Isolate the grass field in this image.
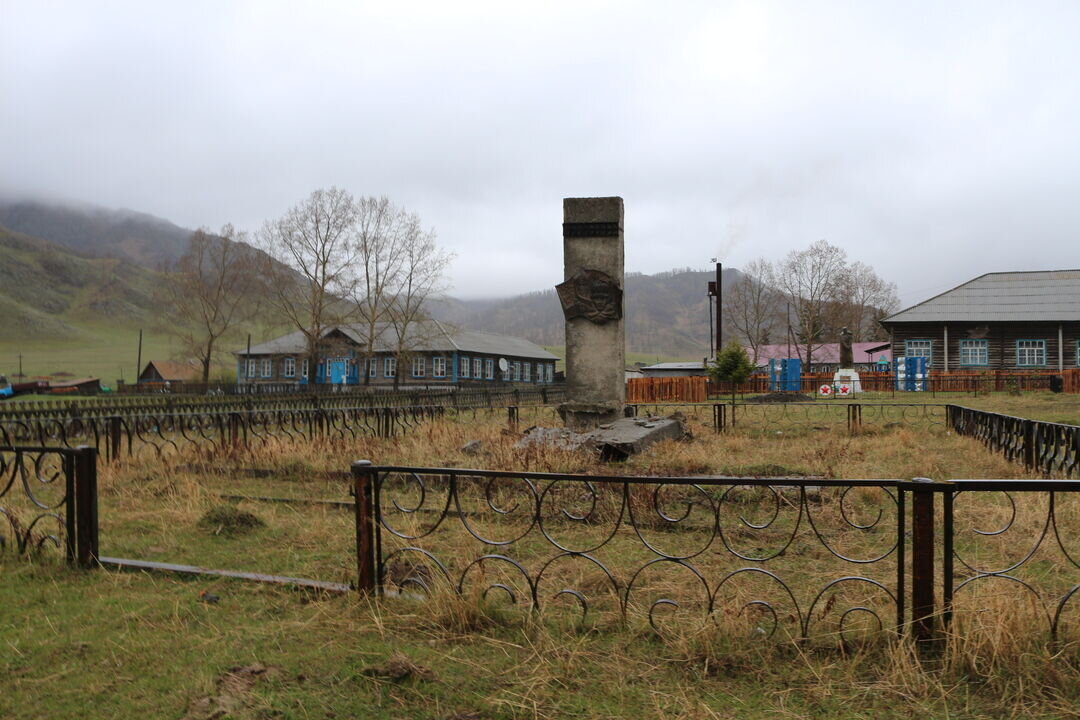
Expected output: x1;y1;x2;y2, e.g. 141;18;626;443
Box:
3;405;1078;719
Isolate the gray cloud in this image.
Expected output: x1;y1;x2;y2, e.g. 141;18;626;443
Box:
3;0;1079;302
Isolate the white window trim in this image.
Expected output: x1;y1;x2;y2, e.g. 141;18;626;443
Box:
513;361;521;382
473;358;482;379
283;357;296;378
523;362;531;382
958;339;988;367
1016;340;1046;367
384;356;396;378
460;356;470;378
247;359;257;378
433;357;446;378
485;358;494;380
261;358;272;378
301;358;309;379
412;356;426;377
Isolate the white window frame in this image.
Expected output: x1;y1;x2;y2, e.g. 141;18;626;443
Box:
301;358;309;379
958;339;988;367
485;358;494;380
513;361;521;382
384;356;397;378
367;357;376;377
905;340;932;360
523;362;531;382
261;358;272;378
247;359;257;378
460;356;470;378
1016;340;1046;367
283;357;296;378
433;356;446;378
473;358;482;379
412;356;425;377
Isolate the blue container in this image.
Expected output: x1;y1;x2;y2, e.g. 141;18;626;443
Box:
769;358;802;392
895;356;927;391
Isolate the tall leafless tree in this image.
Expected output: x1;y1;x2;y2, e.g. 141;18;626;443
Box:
260;188;360;378
832;261;900;341
159;225;263;383
724;259;781;365
774;239;848;366
351;197;407;384
386;216;454;387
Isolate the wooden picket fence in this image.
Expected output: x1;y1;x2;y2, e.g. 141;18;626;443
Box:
1065;369;1080;393
626;376;708;403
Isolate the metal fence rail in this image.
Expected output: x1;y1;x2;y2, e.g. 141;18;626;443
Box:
353;463;908;642
353;463;1080;645
948;406;1080;477
0;385;566;420
0;444;97;566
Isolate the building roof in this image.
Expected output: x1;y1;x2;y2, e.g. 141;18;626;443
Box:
749;343;892;365
140;360;201;382
641;362;707;371
882;269;1080;324
239;321;559;361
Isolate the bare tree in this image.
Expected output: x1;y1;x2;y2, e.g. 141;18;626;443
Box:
159;225;263;383
385;215;454;387
260;188;360;378
724;259;781;365
351;197;407;384
832;261;899;341
774;239;847;366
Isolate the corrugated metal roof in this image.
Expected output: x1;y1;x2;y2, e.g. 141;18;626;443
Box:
883;270;1080;323
642;362;707;370
238;321;558;360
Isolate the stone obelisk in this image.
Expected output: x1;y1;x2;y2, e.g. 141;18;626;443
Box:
556;197;626;430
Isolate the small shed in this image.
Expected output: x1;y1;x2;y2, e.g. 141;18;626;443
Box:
640;361;709;378
139;360;201;384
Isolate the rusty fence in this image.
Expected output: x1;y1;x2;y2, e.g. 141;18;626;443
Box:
948;405;1080;478
352;463;1080;644
1;385;566;419
6;442;1076;646
0;444;98;567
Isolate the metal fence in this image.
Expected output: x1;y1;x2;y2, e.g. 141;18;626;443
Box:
352;463;1080;644
0;444;98;566
948;406;1080;478
0;385;566;420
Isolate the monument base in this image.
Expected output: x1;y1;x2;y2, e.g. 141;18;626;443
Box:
832;369;862;394
558;401;624;432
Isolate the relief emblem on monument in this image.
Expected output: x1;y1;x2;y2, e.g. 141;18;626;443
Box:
555;269;623;324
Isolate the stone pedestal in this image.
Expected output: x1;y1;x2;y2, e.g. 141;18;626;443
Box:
832;369;862;394
557;197;626;430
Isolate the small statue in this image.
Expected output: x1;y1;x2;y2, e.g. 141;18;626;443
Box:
839;327;854;368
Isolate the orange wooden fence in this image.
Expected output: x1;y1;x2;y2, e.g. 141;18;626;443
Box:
626;376;708;403
627;368;1080;402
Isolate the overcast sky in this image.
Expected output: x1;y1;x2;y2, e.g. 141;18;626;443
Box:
3;1;1079;302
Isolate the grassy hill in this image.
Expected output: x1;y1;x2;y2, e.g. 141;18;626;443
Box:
0;197;191;267
433;268;742;357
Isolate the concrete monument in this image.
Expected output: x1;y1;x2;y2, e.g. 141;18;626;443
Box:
832;326;862;393
557;197;626;430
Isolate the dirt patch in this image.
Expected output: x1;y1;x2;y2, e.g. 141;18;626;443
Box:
744;392;815;403
362;652;437;682
197;504;265;536
183;663;282;720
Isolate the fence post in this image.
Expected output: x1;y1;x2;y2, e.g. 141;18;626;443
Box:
1023;420;1035;472
74;446;99;568
108;416;122;462
352;460;378;594
910;478;936;642
508;406;519;431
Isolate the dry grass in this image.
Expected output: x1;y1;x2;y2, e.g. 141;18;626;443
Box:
7;406;1076;718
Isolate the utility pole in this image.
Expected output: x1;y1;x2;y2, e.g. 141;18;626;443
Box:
715;261;723;352
136;329;143;387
